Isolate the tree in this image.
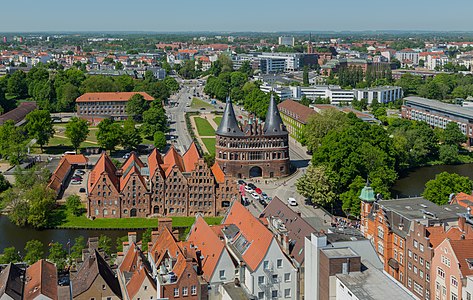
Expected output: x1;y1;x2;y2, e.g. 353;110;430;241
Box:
300;95;311;107
203;152;215;168
163;76;179;93
25;110;55;151
115;236;128;252
340;176;366;217
0;120;28;165
423;172;473;205
65;117;89;152
239;61;253;76
444;122;466;147
0;173;10;193
48;242;67;270
0;246;21;264
99;235;112;255
439;144;460;165
81;76;118;93
7;71;28;98
142;228;153;252
24;240;44;265
304;108;350;152
126;94;149;120
141;104;168;139
26;184;57;229
56;83;81;112
66;195;83;216
303;66;309;86
97;119;122;151
153;131;167;151
115;75;134;92
296;165;336;206
121;118;142;150
70;236;86;261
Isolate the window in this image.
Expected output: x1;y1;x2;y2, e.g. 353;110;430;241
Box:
378;226;384;239
174;288;179;297
400;254;404;265
420;244;424;252
414;282;423;295
183;287;188;296
414;266;418;274
426;273;430;282
272;290;278;298
400;239;404;248
277;259;283;268
437;267;445;279
378;242;384;255
272;274;278;283
219;270;226;279
284;288;291;298
442;255;451;267
408;277;412;287
258;276;265;284
451;276;458;287
102;285;106;290
408;250;412;258
414;253;418;261
467;292;471;300
420;270;424;279
414;239;418;248
408;262;412;270
191;285;196;295
258;292;264;299
263;260;269;270
420;257;424;266
284;273;291;282
442;286;447;296
452;292;458;300
426;261;430;270
394;250;398;260
400;272;404;282
394;235;398;245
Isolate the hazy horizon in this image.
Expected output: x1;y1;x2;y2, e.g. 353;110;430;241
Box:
1;0;472;33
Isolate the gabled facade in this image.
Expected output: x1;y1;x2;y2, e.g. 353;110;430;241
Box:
87;143;239;218
24;260;58;300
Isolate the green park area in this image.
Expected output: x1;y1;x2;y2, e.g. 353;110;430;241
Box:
201;138;216;156
191;97;214;110
214;116;222;126
50;206;222;229
194;117;215;136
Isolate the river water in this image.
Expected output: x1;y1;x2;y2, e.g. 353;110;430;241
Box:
1;163;472;253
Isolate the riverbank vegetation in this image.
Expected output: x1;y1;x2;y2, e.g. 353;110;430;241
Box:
298;106;472;217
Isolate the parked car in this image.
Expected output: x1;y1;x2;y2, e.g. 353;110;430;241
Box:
237;179;246;185
261;192;269;201
74;170;85;175
259;198;268;208
70;180;82;185
288;197;298;206
200;107;206;110
255;188;262;194
248;183;257;190
251;192;260;200
72;176;82;181
79;188;86;193
241;197;250;206
244;186;254;193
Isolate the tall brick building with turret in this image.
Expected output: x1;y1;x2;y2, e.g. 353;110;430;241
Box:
215;95;291;179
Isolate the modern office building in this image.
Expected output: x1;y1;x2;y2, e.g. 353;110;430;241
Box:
353;86;403;104
402;96;473;145
278;36;295;47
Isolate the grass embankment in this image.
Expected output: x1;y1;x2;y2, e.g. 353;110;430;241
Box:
49;206;223;229
214;116;222;126
201;138;216;156
194;117;215;136
191;98;214;110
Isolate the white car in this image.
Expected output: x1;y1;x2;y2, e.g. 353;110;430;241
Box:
251;192;260;200
70;180;82;185
244;186;254;193
288;197;298;206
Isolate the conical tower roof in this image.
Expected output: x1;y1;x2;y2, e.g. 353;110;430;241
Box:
216;97;243;136
263;94;286;135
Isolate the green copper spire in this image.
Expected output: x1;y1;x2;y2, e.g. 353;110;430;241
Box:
359;179;376;202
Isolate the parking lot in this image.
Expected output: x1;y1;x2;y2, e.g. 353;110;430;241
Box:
61;168;88;204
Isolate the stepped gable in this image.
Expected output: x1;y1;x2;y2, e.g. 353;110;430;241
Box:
216;97;243;136
211;163;225;183
120;152;147;189
148;148;164;176
182;142;201;172
223;201;273;271
88;152;119;191
188;216;226;281
163;145;185;173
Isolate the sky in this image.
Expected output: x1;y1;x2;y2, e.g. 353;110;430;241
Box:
0;0;471;32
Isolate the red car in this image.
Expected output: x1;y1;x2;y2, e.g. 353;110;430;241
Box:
255;188;262;195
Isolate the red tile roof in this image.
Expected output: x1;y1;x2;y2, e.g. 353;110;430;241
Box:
451;192;473;209
188;216;226;281
277;99;317;124
148;148;164;176
24;260;57;300
223;201;274;271
211;163;225;183
126;266;155;299
88;152;119;192
163;146;185;172
449;239;473;277
426;226;473;249
182;142;201;172
76;92;154;102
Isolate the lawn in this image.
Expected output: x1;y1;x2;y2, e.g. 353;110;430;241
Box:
191;98;214;110
214;116;222;126
201;138;216;156
31;135;97;154
194;117;216;136
50;206;222;229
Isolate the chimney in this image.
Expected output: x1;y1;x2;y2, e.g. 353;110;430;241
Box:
151;231;160;244
123;242;130;254
172;229;180;241
158;218;173;235
281;234;290;255
459;216;466;232
128;232;137;245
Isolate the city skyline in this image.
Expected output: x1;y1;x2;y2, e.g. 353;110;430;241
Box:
1;0;472;32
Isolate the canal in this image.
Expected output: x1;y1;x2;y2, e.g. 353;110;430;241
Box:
1;163;473;253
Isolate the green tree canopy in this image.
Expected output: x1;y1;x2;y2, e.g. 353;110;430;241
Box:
48;242;67;270
97;119;122;151
423;172;473;205
66;195;83;216
304;108;350;152
24;240;44;265
121;118;142;150
70;236;86;261
153;131;167;151
340;176;366;217
0;246;21;264
126;93;149;120
141;103;168;139
296;165;336;206
25;110;55;151
444;122;467;147
99;235;112;256
65;117;89;152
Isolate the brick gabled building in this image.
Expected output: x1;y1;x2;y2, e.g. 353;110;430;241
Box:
87;143;239;218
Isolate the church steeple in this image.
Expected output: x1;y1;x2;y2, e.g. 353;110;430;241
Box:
216;97;243;136
359;179;376;202
263;94;286;135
